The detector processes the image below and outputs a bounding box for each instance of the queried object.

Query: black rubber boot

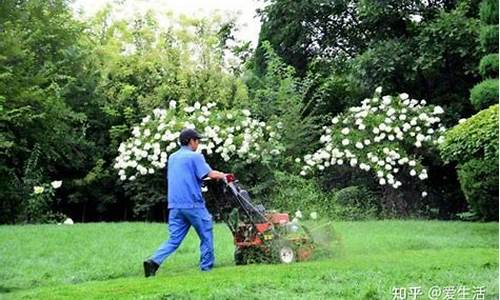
[143,259,159,277]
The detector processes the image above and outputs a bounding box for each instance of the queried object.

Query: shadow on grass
[0,285,25,294]
[159,293,194,300]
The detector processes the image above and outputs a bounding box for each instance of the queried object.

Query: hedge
[440,104,498,163]
[457,158,498,221]
[479,0,499,25]
[479,25,499,53]
[479,54,498,79]
[470,79,499,111]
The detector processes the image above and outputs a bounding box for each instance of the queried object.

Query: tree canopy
[0,0,495,223]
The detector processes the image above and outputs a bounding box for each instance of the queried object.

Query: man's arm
[207,170,226,180]
[192,153,225,180]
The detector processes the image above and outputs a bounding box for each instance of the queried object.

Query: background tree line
[0,0,497,224]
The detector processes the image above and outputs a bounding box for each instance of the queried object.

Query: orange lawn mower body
[204,174,315,265]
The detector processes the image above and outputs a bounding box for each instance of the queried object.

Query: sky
[70,0,264,46]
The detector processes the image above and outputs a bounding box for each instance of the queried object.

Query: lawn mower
[203,174,315,265]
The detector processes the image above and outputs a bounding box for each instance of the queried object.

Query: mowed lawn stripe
[1,221,497,299]
[8,247,498,299]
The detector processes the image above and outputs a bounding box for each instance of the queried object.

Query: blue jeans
[151,208,214,271]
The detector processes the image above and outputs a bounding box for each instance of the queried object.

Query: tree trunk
[82,201,87,223]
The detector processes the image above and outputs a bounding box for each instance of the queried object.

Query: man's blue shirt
[167,146,212,208]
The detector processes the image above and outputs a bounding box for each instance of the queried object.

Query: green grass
[0,220,498,299]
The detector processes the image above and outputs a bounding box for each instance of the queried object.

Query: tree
[468,0,499,111]
[255,0,459,76]
[0,0,98,223]
[84,10,253,220]
[251,0,484,218]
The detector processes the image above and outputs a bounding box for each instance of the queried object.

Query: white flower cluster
[114,101,282,181]
[51,181,62,189]
[300,87,446,195]
[291,210,318,222]
[33,186,44,194]
[33,180,62,194]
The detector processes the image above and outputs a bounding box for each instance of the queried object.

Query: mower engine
[203,174,314,265]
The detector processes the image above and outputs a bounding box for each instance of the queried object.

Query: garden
[0,0,498,299]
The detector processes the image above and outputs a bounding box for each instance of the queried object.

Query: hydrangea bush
[114,101,283,181]
[299,87,446,196]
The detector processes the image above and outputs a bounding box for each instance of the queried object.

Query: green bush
[440,104,498,164]
[332,186,379,221]
[479,54,499,79]
[23,191,66,224]
[335,186,373,207]
[264,171,335,217]
[440,105,499,221]
[264,172,380,221]
[457,158,498,221]
[479,0,499,25]
[470,79,499,110]
[479,25,499,53]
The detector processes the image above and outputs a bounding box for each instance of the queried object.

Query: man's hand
[207,170,226,181]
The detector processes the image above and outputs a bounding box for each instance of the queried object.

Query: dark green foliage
[479,54,499,78]
[351,39,415,93]
[255,0,457,76]
[306,71,365,118]
[479,25,499,52]
[413,6,481,123]
[0,0,101,223]
[245,42,321,173]
[457,158,498,221]
[257,0,482,129]
[415,7,481,80]
[479,0,499,24]
[333,186,379,220]
[123,175,166,221]
[254,0,364,76]
[470,79,499,110]
[23,188,66,224]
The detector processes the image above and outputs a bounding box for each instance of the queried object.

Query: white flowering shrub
[26,180,65,223]
[114,101,283,181]
[300,87,446,196]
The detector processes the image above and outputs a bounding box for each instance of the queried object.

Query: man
[143,128,226,277]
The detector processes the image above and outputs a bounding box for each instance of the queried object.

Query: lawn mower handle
[203,173,267,224]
